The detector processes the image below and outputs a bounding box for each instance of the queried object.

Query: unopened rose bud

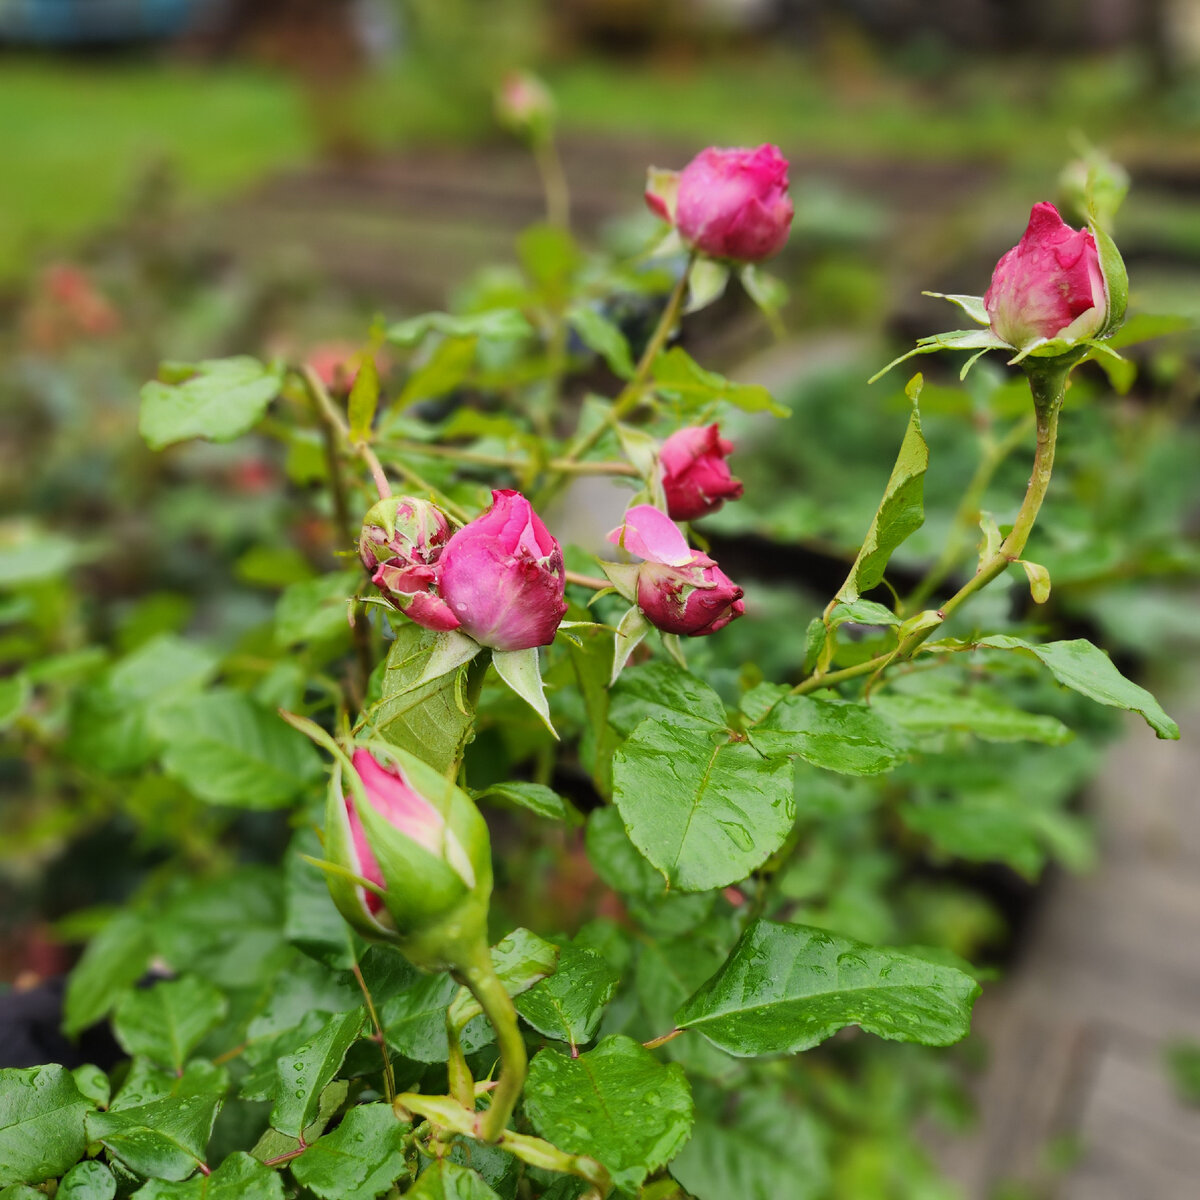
[495,70,554,141]
[607,504,744,638]
[645,144,793,263]
[361,497,461,633]
[325,745,492,970]
[307,341,362,395]
[437,490,567,651]
[660,424,744,522]
[984,202,1110,351]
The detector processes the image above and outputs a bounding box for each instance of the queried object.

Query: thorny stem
[353,962,396,1104]
[460,948,527,1144]
[904,411,1035,612]
[548,255,695,483]
[790,362,1071,697]
[308,371,373,705]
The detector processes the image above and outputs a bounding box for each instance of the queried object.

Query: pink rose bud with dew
[360,497,461,633]
[984,202,1108,351]
[608,504,745,638]
[438,489,567,651]
[645,144,794,264]
[660,424,744,522]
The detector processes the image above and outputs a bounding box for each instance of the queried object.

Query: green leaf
[921,292,989,325]
[284,827,357,971]
[492,647,556,738]
[608,661,727,738]
[291,1103,409,1200]
[448,928,560,1030]
[652,347,789,418]
[524,1037,694,1194]
[614,719,794,891]
[827,599,901,628]
[270,1009,363,1139]
[111,1059,229,1111]
[567,306,634,379]
[87,1093,219,1182]
[64,911,154,1036]
[71,1065,110,1110]
[0,674,28,729]
[275,572,359,648]
[974,636,1179,739]
[0,1065,91,1187]
[836,379,928,602]
[514,944,619,1050]
[475,781,570,821]
[1165,1040,1200,1106]
[153,691,322,808]
[387,310,533,347]
[872,691,1071,745]
[398,336,478,409]
[675,920,980,1055]
[740,265,789,320]
[131,1152,284,1200]
[140,357,283,450]
[670,1090,828,1200]
[57,1161,117,1200]
[347,354,381,443]
[114,976,229,1071]
[409,1161,501,1200]
[379,975,490,1063]
[371,624,479,774]
[1019,558,1051,604]
[747,695,909,776]
[250,1081,347,1163]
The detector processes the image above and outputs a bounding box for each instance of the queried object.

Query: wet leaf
[975,636,1179,739]
[675,920,980,1055]
[291,1103,409,1200]
[0,1065,91,1187]
[131,1153,283,1199]
[408,1161,501,1200]
[270,1009,363,1138]
[57,1161,116,1200]
[613,719,794,892]
[87,1093,219,1182]
[515,944,619,1050]
[524,1037,693,1194]
[747,695,909,777]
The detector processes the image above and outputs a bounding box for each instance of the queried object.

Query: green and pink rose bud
[437,489,567,651]
[495,70,554,141]
[984,201,1126,352]
[646,144,794,263]
[324,744,492,971]
[607,504,744,637]
[360,496,460,633]
[660,423,743,521]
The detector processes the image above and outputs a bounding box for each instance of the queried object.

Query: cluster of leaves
[2,166,1195,1199]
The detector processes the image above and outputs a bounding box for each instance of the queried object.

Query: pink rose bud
[984,202,1108,351]
[345,748,458,917]
[645,144,794,263]
[608,504,745,638]
[307,341,362,394]
[438,489,567,651]
[495,70,554,138]
[324,743,492,966]
[361,497,461,633]
[660,424,744,522]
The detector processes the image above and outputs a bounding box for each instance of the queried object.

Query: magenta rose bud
[360,497,461,633]
[646,144,794,263]
[607,504,745,638]
[437,489,567,651]
[660,424,744,522]
[984,202,1108,351]
[345,748,452,916]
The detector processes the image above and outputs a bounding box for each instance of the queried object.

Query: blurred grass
[0,59,313,280]
[0,46,1194,282]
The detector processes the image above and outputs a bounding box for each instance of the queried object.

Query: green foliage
[676,921,980,1054]
[139,358,283,449]
[0,1066,91,1187]
[289,1104,409,1200]
[524,1038,694,1193]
